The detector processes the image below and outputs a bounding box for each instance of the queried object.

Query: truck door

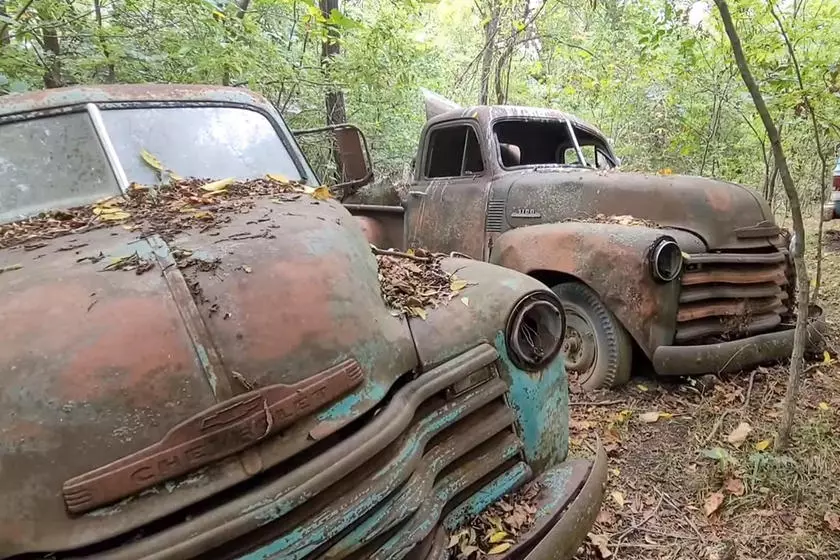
[404,120,491,259]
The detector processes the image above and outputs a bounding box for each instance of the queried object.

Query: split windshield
[494,119,615,170]
[0,105,301,223]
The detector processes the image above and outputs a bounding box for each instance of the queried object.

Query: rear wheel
[552,282,632,390]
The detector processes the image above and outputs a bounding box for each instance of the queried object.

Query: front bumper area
[422,442,608,560]
[653,310,827,376]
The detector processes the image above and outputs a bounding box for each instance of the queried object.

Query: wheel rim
[561,308,597,382]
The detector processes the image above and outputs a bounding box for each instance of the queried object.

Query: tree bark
[40,13,63,88]
[0,0,10,46]
[94,0,116,82]
[714,0,810,451]
[769,6,828,300]
[479,0,499,105]
[320,0,346,125]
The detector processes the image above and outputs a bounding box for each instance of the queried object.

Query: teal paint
[533,463,576,518]
[442,462,531,531]
[494,331,569,468]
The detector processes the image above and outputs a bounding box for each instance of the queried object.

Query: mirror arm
[292,124,374,200]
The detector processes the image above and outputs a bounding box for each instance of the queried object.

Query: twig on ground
[703,408,737,445]
[654,488,704,541]
[570,399,625,406]
[744,369,757,409]
[612,494,664,558]
[370,245,430,262]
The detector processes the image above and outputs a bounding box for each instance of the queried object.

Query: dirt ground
[571,218,840,560]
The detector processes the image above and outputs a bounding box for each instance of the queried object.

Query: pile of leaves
[374,247,472,319]
[0,174,330,250]
[447,480,543,558]
[573,214,660,228]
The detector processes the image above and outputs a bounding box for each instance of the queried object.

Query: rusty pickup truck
[342,95,824,390]
[0,85,605,560]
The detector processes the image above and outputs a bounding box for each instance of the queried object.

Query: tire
[552,282,632,390]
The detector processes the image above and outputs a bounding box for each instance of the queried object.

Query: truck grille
[675,249,792,344]
[53,345,533,560]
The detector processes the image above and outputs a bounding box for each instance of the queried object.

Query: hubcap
[561,309,597,381]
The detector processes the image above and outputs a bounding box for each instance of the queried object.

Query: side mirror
[293,124,374,196]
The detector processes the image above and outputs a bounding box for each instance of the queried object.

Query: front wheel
[552,282,632,390]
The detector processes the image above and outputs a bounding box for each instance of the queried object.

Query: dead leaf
[461,296,470,307]
[408,306,427,320]
[726,422,752,447]
[140,149,164,171]
[312,186,332,200]
[636,384,649,392]
[754,439,772,451]
[704,491,725,516]
[818,401,830,411]
[611,491,625,508]
[824,511,840,532]
[724,477,745,496]
[596,509,616,526]
[98,210,131,221]
[615,409,632,423]
[450,279,468,292]
[266,173,290,183]
[487,542,512,555]
[640,411,671,423]
[588,533,612,558]
[488,531,508,544]
[201,178,235,192]
[824,350,832,364]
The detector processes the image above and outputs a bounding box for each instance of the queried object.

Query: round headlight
[506,292,566,371]
[651,238,682,282]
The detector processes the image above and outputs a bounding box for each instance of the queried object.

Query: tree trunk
[714,0,810,451]
[479,0,499,105]
[94,0,116,82]
[41,24,62,88]
[0,0,10,47]
[320,0,346,125]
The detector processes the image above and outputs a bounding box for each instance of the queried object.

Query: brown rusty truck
[342,96,824,390]
[0,85,605,560]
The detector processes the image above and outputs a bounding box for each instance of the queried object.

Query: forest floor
[572,217,840,560]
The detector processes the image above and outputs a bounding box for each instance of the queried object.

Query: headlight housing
[651,237,682,282]
[505,292,566,371]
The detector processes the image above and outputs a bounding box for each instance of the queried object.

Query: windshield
[494,119,615,170]
[0,105,302,223]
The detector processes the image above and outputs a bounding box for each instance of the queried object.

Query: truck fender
[490,222,699,357]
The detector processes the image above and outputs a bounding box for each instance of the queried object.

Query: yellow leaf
[640,411,661,423]
[611,468,621,476]
[819,401,830,411]
[659,412,673,420]
[488,531,508,544]
[213,9,226,19]
[824,351,832,364]
[140,149,164,171]
[98,211,131,221]
[461,297,470,307]
[636,384,648,392]
[487,543,512,555]
[406,248,415,256]
[201,178,235,192]
[169,172,183,181]
[409,307,427,320]
[754,439,771,451]
[312,186,332,201]
[450,279,468,292]
[130,183,151,191]
[615,409,632,423]
[611,491,625,508]
[658,168,673,175]
[267,173,289,183]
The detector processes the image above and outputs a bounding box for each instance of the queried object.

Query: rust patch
[62,360,362,514]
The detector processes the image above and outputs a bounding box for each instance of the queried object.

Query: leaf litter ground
[569,355,840,560]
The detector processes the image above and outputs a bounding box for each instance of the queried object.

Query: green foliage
[0,0,839,198]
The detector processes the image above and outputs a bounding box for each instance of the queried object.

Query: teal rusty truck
[0,85,604,560]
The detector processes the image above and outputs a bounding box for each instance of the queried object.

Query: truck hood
[504,169,779,250]
[0,198,417,557]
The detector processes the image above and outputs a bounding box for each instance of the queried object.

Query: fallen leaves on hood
[0,174,329,250]
[374,247,473,319]
[446,480,542,559]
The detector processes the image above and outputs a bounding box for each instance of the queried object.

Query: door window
[425,125,484,178]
